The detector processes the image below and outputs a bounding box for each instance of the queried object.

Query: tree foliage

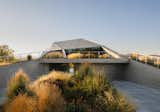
[0,45,14,62]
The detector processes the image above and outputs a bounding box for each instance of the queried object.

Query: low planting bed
[2,64,135,112]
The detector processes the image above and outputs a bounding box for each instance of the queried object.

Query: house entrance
[49,63,69,72]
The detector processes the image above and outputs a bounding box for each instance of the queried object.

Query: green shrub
[73,63,110,98]
[7,69,34,100]
[63,83,85,102]
[80,74,109,99]
[69,63,135,112]
[74,63,94,80]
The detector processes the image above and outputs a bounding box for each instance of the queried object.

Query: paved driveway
[113,81,160,112]
[0,88,6,105]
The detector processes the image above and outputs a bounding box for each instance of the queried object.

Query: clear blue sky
[0,0,159,55]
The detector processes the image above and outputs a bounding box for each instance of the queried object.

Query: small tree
[0,45,14,62]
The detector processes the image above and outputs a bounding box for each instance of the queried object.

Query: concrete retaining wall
[124,60,160,90]
[50,63,127,81]
[0,60,49,88]
[0,61,127,89]
[1,59,160,90]
[90,63,127,81]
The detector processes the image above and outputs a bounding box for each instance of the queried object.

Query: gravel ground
[0,88,6,105]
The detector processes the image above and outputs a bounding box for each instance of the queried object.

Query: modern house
[0,38,160,91]
[41,38,121,59]
[39,39,129,79]
[0,39,160,111]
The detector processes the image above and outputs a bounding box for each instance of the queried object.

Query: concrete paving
[113,81,160,112]
[0,88,6,105]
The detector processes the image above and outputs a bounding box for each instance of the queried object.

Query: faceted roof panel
[51,38,101,50]
[41,38,122,59]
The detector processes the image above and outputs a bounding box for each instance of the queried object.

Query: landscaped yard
[0,64,135,112]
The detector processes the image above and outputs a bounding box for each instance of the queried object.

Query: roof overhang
[40,58,129,64]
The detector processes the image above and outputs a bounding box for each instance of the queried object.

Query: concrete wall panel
[0,60,49,88]
[124,60,160,90]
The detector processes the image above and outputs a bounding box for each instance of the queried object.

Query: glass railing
[42,51,113,59]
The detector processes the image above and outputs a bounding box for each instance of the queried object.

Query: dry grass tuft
[47,71,71,81]
[99,54,110,59]
[31,71,71,90]
[138,55,147,63]
[104,90,135,112]
[67,53,84,59]
[5,94,38,112]
[35,84,65,112]
[82,53,97,58]
[43,52,64,58]
[7,69,31,99]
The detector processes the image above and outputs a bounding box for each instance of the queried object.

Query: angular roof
[41,38,122,59]
[51,38,101,50]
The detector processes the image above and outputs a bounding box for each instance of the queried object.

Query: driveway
[113,81,160,112]
[0,88,6,105]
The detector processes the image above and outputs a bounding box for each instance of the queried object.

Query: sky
[0,0,159,55]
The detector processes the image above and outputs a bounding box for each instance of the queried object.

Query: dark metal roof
[51,38,101,50]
